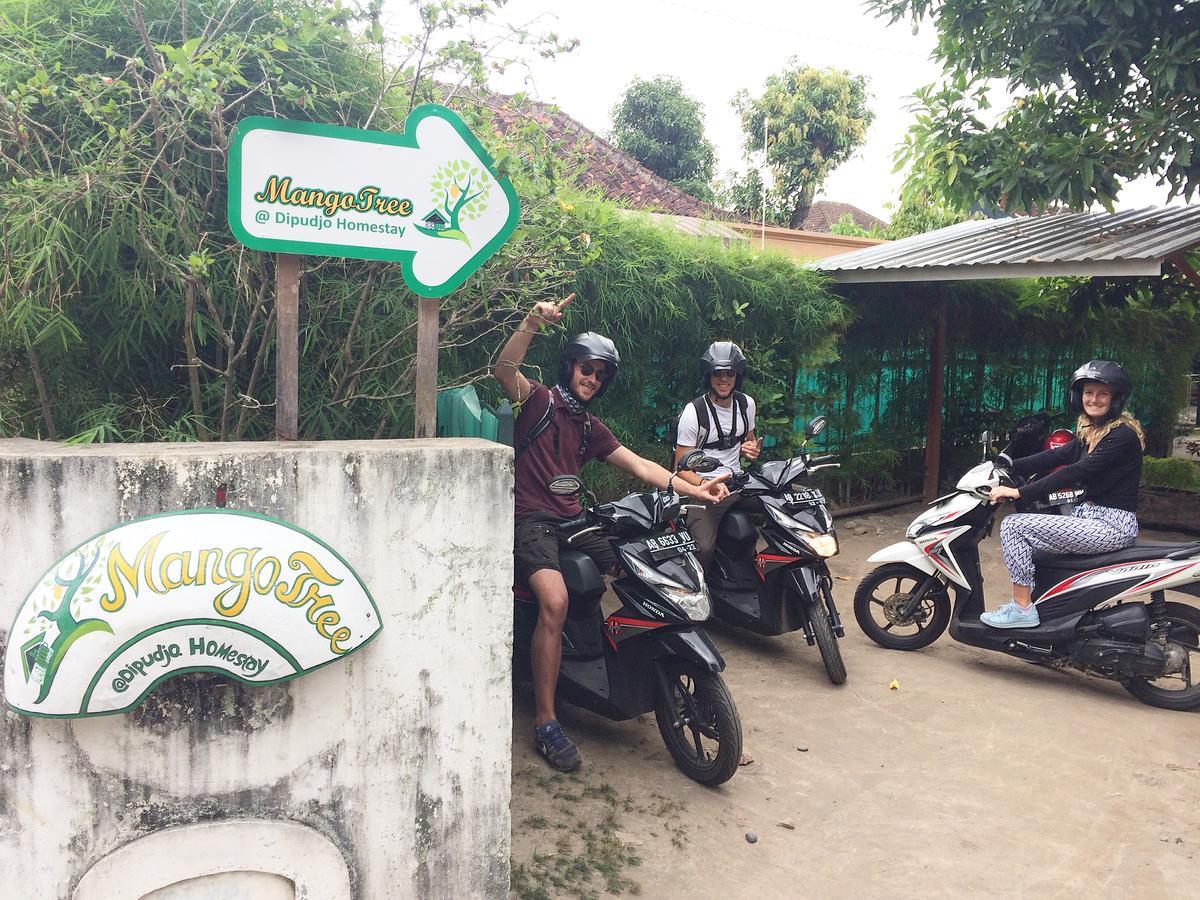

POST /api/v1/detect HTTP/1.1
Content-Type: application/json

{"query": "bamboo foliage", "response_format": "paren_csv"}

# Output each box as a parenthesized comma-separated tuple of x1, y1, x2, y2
(0, 0, 581, 441)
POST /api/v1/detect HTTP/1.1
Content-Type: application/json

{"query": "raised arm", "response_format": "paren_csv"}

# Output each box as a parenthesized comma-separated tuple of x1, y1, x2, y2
(493, 294, 576, 404)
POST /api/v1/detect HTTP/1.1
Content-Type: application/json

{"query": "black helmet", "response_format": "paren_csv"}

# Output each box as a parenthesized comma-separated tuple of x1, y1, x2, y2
(699, 341, 748, 390)
(559, 331, 620, 400)
(1068, 359, 1132, 420)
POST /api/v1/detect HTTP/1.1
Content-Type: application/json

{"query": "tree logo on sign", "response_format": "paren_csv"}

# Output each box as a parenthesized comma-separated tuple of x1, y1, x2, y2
(415, 159, 493, 246)
(20, 543, 114, 704)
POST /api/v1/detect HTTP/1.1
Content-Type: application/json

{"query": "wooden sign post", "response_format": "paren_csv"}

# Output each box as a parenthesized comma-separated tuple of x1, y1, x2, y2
(275, 253, 301, 440)
(414, 296, 440, 438)
(226, 105, 520, 442)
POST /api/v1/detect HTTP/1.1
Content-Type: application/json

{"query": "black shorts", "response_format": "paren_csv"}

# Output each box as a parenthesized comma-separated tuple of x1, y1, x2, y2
(514, 512, 616, 585)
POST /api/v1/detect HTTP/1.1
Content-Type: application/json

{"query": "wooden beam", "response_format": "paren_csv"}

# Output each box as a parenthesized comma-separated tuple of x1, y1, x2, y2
(413, 296, 440, 438)
(275, 253, 300, 441)
(923, 294, 948, 502)
(1170, 253, 1200, 291)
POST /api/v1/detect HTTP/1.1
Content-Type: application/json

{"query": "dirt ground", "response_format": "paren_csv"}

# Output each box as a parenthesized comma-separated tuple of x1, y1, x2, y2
(509, 505, 1200, 900)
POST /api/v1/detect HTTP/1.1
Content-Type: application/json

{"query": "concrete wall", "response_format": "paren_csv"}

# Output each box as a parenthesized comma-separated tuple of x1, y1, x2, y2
(0, 438, 513, 899)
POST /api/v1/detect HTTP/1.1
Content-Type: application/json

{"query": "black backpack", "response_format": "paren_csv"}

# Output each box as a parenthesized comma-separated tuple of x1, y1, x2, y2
(668, 392, 750, 461)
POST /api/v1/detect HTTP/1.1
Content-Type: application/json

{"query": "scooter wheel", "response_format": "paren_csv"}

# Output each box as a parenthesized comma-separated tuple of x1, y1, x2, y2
(1123, 601, 1200, 711)
(654, 659, 742, 786)
(806, 598, 847, 685)
(853, 563, 951, 651)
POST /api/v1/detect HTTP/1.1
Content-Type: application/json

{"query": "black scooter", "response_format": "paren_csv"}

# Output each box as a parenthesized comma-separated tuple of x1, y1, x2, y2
(854, 438, 1200, 710)
(514, 452, 744, 785)
(696, 415, 847, 683)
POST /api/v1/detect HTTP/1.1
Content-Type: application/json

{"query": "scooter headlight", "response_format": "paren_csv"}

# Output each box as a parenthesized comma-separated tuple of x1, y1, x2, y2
(764, 505, 840, 558)
(622, 553, 712, 621)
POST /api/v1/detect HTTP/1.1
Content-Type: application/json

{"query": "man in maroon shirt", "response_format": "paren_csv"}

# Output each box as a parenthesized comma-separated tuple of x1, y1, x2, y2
(495, 296, 729, 771)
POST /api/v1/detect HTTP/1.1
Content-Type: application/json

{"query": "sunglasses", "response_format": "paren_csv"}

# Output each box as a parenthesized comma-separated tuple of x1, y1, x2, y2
(579, 361, 608, 379)
(711, 369, 736, 379)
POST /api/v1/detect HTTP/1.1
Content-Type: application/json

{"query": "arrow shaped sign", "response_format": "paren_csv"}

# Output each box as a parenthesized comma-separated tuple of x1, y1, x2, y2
(227, 104, 520, 297)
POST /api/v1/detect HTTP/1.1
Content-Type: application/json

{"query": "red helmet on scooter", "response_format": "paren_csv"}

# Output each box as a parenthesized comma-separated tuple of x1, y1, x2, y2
(1045, 428, 1074, 451)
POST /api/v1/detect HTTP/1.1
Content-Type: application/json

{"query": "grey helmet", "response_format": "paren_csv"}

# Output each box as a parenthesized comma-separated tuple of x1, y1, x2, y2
(699, 341, 748, 390)
(1068, 359, 1132, 420)
(559, 332, 620, 400)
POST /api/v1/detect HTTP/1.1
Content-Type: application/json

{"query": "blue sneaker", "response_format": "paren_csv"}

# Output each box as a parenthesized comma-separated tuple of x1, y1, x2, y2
(980, 600, 1040, 629)
(534, 719, 581, 772)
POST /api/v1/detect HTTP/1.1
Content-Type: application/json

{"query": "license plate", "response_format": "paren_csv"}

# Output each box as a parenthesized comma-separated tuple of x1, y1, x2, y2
(1048, 490, 1082, 503)
(783, 488, 824, 507)
(645, 530, 698, 560)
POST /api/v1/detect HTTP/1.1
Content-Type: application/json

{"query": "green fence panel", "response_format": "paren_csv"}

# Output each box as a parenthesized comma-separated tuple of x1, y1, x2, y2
(436, 387, 465, 437)
(481, 407, 499, 442)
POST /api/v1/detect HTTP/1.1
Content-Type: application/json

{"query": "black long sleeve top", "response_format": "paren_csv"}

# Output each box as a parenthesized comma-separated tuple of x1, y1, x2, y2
(1011, 423, 1143, 512)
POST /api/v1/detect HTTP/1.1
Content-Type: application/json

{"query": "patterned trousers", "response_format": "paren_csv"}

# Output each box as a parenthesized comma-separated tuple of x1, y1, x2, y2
(1000, 503, 1139, 587)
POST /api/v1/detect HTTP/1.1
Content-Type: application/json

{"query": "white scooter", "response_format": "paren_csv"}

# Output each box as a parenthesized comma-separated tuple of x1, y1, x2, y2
(853, 440, 1200, 710)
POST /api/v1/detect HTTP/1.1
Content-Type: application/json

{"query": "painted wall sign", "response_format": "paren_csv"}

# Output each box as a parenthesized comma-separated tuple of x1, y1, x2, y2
(226, 104, 520, 297)
(2, 510, 381, 718)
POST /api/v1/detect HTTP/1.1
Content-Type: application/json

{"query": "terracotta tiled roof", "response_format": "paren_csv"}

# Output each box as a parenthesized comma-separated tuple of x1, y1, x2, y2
(479, 92, 746, 222)
(800, 201, 886, 234)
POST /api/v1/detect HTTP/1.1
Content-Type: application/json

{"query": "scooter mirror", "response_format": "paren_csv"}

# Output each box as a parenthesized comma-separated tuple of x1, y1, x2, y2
(546, 474, 583, 496)
(805, 415, 827, 439)
(680, 450, 720, 473)
(980, 430, 991, 445)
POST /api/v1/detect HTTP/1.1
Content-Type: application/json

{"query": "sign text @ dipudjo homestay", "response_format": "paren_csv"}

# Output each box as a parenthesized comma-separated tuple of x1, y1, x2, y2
(2, 510, 381, 718)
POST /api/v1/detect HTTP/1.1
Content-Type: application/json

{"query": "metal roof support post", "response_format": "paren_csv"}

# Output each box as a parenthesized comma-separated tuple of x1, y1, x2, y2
(923, 291, 948, 502)
(414, 296, 440, 438)
(1169, 253, 1200, 291)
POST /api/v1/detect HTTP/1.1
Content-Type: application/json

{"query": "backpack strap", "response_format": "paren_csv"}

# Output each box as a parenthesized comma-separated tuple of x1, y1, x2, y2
(700, 393, 750, 451)
(691, 397, 710, 451)
(734, 391, 750, 441)
(515, 401, 592, 462)
(551, 410, 590, 459)
(703, 395, 727, 449)
(514, 400, 553, 461)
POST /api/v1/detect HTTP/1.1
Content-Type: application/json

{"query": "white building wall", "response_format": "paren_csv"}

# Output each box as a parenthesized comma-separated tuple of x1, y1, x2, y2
(0, 438, 513, 899)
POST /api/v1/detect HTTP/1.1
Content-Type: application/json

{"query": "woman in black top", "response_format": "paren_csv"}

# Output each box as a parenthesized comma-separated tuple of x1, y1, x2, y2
(982, 360, 1145, 628)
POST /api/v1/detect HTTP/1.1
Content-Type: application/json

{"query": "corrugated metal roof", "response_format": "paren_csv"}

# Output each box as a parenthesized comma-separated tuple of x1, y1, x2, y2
(814, 206, 1200, 282)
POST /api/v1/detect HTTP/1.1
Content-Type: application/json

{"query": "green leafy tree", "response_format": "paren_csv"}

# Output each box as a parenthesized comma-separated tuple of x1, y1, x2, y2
(732, 63, 874, 228)
(829, 213, 874, 238)
(0, 0, 575, 442)
(715, 168, 792, 226)
(610, 76, 716, 201)
(870, 1, 1200, 212)
(880, 191, 966, 239)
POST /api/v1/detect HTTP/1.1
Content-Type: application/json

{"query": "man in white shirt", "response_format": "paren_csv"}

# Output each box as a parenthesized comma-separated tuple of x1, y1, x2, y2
(673, 341, 762, 566)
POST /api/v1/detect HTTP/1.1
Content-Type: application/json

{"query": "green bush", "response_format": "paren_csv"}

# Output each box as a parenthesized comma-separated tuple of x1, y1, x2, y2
(1142, 457, 1200, 492)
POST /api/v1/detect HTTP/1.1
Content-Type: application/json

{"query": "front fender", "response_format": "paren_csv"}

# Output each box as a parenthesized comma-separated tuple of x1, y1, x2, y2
(660, 628, 725, 673)
(866, 540, 936, 576)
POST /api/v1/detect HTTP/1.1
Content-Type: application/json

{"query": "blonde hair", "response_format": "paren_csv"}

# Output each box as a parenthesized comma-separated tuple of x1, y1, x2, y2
(1076, 412, 1146, 453)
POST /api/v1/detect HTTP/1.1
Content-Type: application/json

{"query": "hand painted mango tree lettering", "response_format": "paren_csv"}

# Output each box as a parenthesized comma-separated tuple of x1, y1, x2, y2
(99, 537, 351, 653)
(4, 510, 381, 718)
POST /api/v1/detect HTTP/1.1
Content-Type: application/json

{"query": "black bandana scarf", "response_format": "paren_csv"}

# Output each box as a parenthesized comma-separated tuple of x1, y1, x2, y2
(553, 383, 586, 415)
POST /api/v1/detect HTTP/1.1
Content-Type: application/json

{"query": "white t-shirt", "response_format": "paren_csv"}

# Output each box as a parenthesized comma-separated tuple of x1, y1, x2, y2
(676, 395, 757, 478)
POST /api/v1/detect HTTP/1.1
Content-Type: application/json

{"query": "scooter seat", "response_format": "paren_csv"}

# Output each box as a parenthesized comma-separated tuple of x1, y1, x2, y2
(1033, 540, 1200, 572)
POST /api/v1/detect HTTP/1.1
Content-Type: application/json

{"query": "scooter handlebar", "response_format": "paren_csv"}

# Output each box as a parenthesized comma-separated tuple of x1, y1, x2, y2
(556, 512, 590, 535)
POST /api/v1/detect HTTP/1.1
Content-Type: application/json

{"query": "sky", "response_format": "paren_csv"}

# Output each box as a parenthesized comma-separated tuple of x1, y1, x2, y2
(381, 0, 1174, 221)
